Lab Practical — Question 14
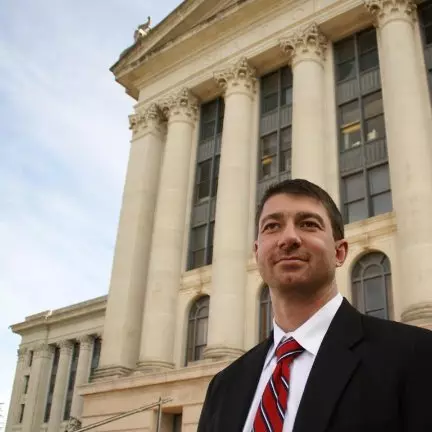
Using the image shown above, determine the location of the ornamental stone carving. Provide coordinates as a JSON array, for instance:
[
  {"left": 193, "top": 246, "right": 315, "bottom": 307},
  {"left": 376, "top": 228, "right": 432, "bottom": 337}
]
[
  {"left": 160, "top": 88, "right": 199, "bottom": 123},
  {"left": 77, "top": 335, "right": 94, "bottom": 349},
  {"left": 364, "top": 0, "right": 416, "bottom": 27},
  {"left": 280, "top": 22, "right": 328, "bottom": 65},
  {"left": 17, "top": 347, "right": 27, "bottom": 360},
  {"left": 214, "top": 57, "right": 256, "bottom": 94},
  {"left": 33, "top": 343, "right": 54, "bottom": 358},
  {"left": 128, "top": 103, "right": 165, "bottom": 136},
  {"left": 59, "top": 340, "right": 74, "bottom": 354}
]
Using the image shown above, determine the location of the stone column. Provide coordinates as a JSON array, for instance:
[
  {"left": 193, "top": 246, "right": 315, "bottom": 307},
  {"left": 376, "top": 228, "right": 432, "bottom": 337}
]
[
  {"left": 47, "top": 341, "right": 73, "bottom": 432},
  {"left": 137, "top": 88, "right": 199, "bottom": 371},
  {"left": 364, "top": 0, "right": 432, "bottom": 326},
  {"left": 204, "top": 58, "right": 256, "bottom": 360},
  {"left": 280, "top": 23, "right": 328, "bottom": 188},
  {"left": 70, "top": 336, "right": 93, "bottom": 419},
  {"left": 5, "top": 348, "right": 27, "bottom": 431},
  {"left": 22, "top": 344, "right": 54, "bottom": 432},
  {"left": 96, "top": 104, "right": 166, "bottom": 378}
]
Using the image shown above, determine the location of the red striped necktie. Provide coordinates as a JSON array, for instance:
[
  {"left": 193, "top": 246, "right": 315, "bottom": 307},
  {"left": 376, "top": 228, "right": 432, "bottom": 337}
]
[{"left": 253, "top": 337, "right": 304, "bottom": 432}]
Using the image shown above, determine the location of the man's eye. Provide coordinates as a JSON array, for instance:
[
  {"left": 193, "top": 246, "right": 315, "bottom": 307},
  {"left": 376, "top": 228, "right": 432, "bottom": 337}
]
[
  {"left": 263, "top": 223, "right": 279, "bottom": 232},
  {"left": 301, "top": 221, "right": 319, "bottom": 228}
]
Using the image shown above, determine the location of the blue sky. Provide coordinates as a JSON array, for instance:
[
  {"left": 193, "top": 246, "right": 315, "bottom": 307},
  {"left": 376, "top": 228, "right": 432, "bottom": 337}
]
[{"left": 0, "top": 0, "right": 183, "bottom": 421}]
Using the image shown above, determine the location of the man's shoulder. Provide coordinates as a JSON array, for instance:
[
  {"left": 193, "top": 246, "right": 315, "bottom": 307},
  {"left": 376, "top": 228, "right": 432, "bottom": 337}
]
[{"left": 361, "top": 313, "right": 432, "bottom": 347}]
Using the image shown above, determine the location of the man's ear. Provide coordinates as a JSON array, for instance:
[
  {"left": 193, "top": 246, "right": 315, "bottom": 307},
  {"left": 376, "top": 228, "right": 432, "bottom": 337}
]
[
  {"left": 253, "top": 240, "right": 259, "bottom": 261},
  {"left": 335, "top": 239, "right": 349, "bottom": 267}
]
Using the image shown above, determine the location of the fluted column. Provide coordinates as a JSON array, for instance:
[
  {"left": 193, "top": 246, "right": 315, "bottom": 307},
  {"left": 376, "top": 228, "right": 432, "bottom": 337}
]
[
  {"left": 96, "top": 104, "right": 166, "bottom": 378},
  {"left": 22, "top": 344, "right": 54, "bottom": 432},
  {"left": 138, "top": 88, "right": 199, "bottom": 371},
  {"left": 364, "top": 0, "right": 432, "bottom": 326},
  {"left": 70, "top": 336, "right": 93, "bottom": 419},
  {"left": 280, "top": 23, "right": 328, "bottom": 188},
  {"left": 204, "top": 58, "right": 256, "bottom": 360},
  {"left": 47, "top": 341, "right": 73, "bottom": 432},
  {"left": 5, "top": 348, "right": 27, "bottom": 431}
]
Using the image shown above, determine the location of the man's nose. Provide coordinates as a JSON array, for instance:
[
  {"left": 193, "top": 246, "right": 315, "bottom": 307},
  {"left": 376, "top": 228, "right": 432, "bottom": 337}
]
[{"left": 277, "top": 222, "right": 301, "bottom": 250}]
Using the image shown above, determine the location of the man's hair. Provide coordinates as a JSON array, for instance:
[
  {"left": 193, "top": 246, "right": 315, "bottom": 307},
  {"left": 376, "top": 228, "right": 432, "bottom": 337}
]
[{"left": 255, "top": 179, "right": 344, "bottom": 241}]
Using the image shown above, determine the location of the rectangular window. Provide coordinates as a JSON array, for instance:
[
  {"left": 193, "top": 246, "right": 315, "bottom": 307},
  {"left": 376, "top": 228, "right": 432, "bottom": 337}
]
[
  {"left": 188, "top": 98, "right": 224, "bottom": 271},
  {"left": 90, "top": 337, "right": 101, "bottom": 378},
  {"left": 63, "top": 342, "right": 80, "bottom": 420},
  {"left": 28, "top": 350, "right": 33, "bottom": 367},
  {"left": 44, "top": 346, "right": 59, "bottom": 423},
  {"left": 19, "top": 404, "right": 25, "bottom": 423},
  {"left": 334, "top": 29, "right": 392, "bottom": 224},
  {"left": 257, "top": 66, "right": 293, "bottom": 203},
  {"left": 23, "top": 375, "right": 29, "bottom": 394}
]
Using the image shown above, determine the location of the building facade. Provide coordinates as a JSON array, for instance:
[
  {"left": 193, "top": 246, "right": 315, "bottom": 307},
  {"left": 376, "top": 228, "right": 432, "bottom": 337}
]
[{"left": 7, "top": 0, "right": 432, "bottom": 431}]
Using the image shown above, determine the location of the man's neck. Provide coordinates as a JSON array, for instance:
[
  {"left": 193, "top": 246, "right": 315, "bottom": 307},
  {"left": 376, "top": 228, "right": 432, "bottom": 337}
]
[{"left": 271, "top": 284, "right": 338, "bottom": 333}]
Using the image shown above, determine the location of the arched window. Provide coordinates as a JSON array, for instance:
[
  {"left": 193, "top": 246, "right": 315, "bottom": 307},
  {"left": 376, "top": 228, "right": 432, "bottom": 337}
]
[
  {"left": 351, "top": 252, "right": 392, "bottom": 319},
  {"left": 186, "top": 296, "right": 209, "bottom": 364},
  {"left": 259, "top": 285, "right": 273, "bottom": 342}
]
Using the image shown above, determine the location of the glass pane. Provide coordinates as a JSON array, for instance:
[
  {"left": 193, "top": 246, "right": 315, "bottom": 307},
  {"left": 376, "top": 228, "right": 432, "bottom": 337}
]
[
  {"left": 208, "top": 222, "right": 215, "bottom": 245},
  {"left": 340, "top": 100, "right": 360, "bottom": 126},
  {"left": 280, "top": 150, "right": 291, "bottom": 173},
  {"left": 192, "top": 249, "right": 206, "bottom": 268},
  {"left": 198, "top": 160, "right": 211, "bottom": 181},
  {"left": 346, "top": 200, "right": 367, "bottom": 223},
  {"left": 363, "top": 92, "right": 383, "bottom": 118},
  {"left": 280, "top": 127, "right": 292, "bottom": 150},
  {"left": 352, "top": 280, "right": 364, "bottom": 311},
  {"left": 425, "top": 24, "right": 432, "bottom": 45},
  {"left": 364, "top": 276, "right": 387, "bottom": 312},
  {"left": 363, "top": 264, "right": 383, "bottom": 278},
  {"left": 358, "top": 29, "right": 377, "bottom": 53},
  {"left": 369, "top": 165, "right": 390, "bottom": 195},
  {"left": 367, "top": 309, "right": 387, "bottom": 319},
  {"left": 372, "top": 191, "right": 393, "bottom": 215},
  {"left": 196, "top": 318, "right": 208, "bottom": 345},
  {"left": 195, "top": 345, "right": 204, "bottom": 361},
  {"left": 263, "top": 93, "right": 278, "bottom": 113},
  {"left": 262, "top": 72, "right": 278, "bottom": 94},
  {"left": 365, "top": 115, "right": 385, "bottom": 142},
  {"left": 201, "top": 121, "right": 215, "bottom": 140},
  {"left": 359, "top": 50, "right": 379, "bottom": 72},
  {"left": 192, "top": 227, "right": 206, "bottom": 250},
  {"left": 420, "top": 5, "right": 432, "bottom": 26},
  {"left": 345, "top": 173, "right": 365, "bottom": 202},
  {"left": 261, "top": 133, "right": 277, "bottom": 157},
  {"left": 340, "top": 124, "right": 361, "bottom": 151},
  {"left": 337, "top": 60, "right": 356, "bottom": 82},
  {"left": 197, "top": 181, "right": 210, "bottom": 200},
  {"left": 281, "top": 86, "right": 293, "bottom": 106},
  {"left": 335, "top": 37, "right": 355, "bottom": 63},
  {"left": 261, "top": 156, "right": 277, "bottom": 180},
  {"left": 201, "top": 100, "right": 217, "bottom": 122},
  {"left": 281, "top": 67, "right": 293, "bottom": 88}
]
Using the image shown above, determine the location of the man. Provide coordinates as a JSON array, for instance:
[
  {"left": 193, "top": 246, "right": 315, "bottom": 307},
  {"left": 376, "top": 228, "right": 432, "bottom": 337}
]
[{"left": 197, "top": 179, "right": 432, "bottom": 432}]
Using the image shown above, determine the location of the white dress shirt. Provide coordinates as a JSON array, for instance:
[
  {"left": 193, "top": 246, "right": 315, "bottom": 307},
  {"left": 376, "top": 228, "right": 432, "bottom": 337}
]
[{"left": 242, "top": 293, "right": 343, "bottom": 432}]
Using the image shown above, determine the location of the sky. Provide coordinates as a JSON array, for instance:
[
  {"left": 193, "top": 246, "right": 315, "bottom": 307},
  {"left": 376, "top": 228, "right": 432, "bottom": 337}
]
[{"left": 0, "top": 0, "right": 183, "bottom": 423}]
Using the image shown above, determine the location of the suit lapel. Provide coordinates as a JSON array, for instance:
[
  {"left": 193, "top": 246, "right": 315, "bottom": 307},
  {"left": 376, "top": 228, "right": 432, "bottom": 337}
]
[
  {"left": 220, "top": 335, "right": 273, "bottom": 431},
  {"left": 293, "top": 299, "right": 363, "bottom": 432}
]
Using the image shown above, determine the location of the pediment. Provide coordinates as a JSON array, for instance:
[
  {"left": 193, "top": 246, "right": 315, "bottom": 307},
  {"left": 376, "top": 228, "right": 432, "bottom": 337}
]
[{"left": 111, "top": 0, "right": 244, "bottom": 77}]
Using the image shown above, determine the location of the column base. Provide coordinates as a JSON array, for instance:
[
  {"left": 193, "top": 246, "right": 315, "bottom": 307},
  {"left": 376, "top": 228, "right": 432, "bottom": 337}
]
[
  {"left": 203, "top": 345, "right": 245, "bottom": 361},
  {"left": 135, "top": 360, "right": 175, "bottom": 373},
  {"left": 401, "top": 302, "right": 432, "bottom": 330},
  {"left": 91, "top": 365, "right": 132, "bottom": 381}
]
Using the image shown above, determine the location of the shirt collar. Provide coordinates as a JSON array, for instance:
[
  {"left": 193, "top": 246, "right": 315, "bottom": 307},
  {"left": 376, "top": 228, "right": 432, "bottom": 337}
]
[{"left": 264, "top": 293, "right": 343, "bottom": 368}]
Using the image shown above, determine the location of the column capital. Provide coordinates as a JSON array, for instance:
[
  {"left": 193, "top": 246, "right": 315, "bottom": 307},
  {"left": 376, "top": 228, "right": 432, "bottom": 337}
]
[
  {"left": 77, "top": 335, "right": 94, "bottom": 349},
  {"left": 160, "top": 88, "right": 199, "bottom": 124},
  {"left": 280, "top": 22, "right": 328, "bottom": 66},
  {"left": 33, "top": 343, "right": 55, "bottom": 358},
  {"left": 364, "top": 0, "right": 416, "bottom": 27},
  {"left": 58, "top": 340, "right": 74, "bottom": 354},
  {"left": 17, "top": 347, "right": 27, "bottom": 361},
  {"left": 214, "top": 57, "right": 256, "bottom": 96},
  {"left": 129, "top": 103, "right": 165, "bottom": 138}
]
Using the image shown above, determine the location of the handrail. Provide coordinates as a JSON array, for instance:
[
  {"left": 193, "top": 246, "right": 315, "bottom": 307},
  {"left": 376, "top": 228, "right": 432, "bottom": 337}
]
[{"left": 70, "top": 397, "right": 173, "bottom": 432}]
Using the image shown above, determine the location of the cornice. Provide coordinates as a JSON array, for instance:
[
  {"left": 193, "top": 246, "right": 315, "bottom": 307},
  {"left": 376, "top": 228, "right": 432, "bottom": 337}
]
[{"left": 11, "top": 295, "right": 107, "bottom": 334}]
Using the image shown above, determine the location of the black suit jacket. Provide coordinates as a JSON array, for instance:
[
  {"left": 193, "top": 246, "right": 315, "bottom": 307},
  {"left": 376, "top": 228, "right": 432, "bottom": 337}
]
[{"left": 197, "top": 299, "right": 432, "bottom": 432}]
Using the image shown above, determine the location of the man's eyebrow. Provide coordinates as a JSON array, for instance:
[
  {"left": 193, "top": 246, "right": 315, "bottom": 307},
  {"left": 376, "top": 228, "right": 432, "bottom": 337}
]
[
  {"left": 297, "top": 211, "right": 325, "bottom": 226},
  {"left": 260, "top": 212, "right": 284, "bottom": 227}
]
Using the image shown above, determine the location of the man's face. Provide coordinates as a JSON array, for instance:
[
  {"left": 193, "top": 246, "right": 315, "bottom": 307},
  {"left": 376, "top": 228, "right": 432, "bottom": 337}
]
[{"left": 254, "top": 193, "right": 347, "bottom": 296}]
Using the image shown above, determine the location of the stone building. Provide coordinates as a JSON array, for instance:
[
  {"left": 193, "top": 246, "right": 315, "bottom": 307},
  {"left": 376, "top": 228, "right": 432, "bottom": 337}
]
[{"left": 6, "top": 0, "right": 432, "bottom": 431}]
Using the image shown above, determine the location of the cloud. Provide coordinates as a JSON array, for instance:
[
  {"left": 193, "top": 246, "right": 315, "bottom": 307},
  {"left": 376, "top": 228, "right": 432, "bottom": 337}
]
[{"left": 0, "top": 0, "right": 183, "bottom": 422}]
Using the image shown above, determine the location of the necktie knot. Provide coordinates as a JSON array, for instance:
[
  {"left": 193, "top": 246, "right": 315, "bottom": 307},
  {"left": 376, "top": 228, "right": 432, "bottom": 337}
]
[{"left": 276, "top": 337, "right": 304, "bottom": 363}]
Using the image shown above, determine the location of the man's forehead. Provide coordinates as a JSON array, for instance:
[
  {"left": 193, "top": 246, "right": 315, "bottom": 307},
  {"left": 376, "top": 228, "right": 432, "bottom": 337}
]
[{"left": 261, "top": 193, "right": 324, "bottom": 214}]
